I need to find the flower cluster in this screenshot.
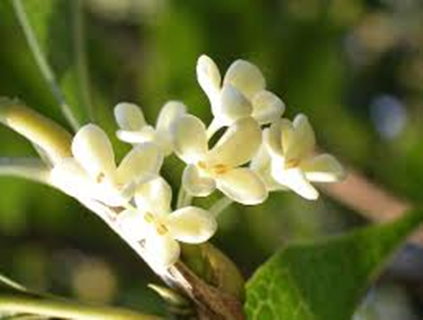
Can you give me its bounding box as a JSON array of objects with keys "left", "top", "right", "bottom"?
[{"left": 51, "top": 55, "right": 345, "bottom": 268}]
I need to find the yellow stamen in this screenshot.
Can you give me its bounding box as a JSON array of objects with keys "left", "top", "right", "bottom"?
[
  {"left": 213, "top": 164, "right": 229, "bottom": 175},
  {"left": 156, "top": 224, "right": 169, "bottom": 236},
  {"left": 284, "top": 158, "right": 300, "bottom": 169},
  {"left": 197, "top": 161, "right": 207, "bottom": 170},
  {"left": 144, "top": 212, "right": 155, "bottom": 223},
  {"left": 96, "top": 172, "right": 105, "bottom": 183}
]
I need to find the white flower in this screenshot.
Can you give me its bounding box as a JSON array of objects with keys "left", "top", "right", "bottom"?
[
  {"left": 50, "top": 124, "right": 163, "bottom": 207},
  {"left": 174, "top": 114, "right": 268, "bottom": 205},
  {"left": 117, "top": 177, "right": 217, "bottom": 268},
  {"left": 196, "top": 55, "right": 285, "bottom": 132},
  {"left": 262, "top": 114, "right": 346, "bottom": 200},
  {"left": 114, "top": 101, "right": 186, "bottom": 156}
]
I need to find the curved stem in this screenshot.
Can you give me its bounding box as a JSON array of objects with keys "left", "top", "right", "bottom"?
[
  {"left": 0, "top": 293, "right": 162, "bottom": 320},
  {"left": 12, "top": 0, "right": 80, "bottom": 131},
  {"left": 209, "top": 197, "right": 233, "bottom": 218},
  {"left": 0, "top": 158, "right": 50, "bottom": 185}
]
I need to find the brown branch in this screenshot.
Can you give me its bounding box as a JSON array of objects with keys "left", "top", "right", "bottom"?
[{"left": 320, "top": 166, "right": 423, "bottom": 244}]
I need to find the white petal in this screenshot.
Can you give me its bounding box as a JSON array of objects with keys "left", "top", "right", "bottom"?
[
  {"left": 116, "top": 143, "right": 163, "bottom": 185},
  {"left": 167, "top": 207, "right": 217, "bottom": 243},
  {"left": 135, "top": 177, "right": 172, "bottom": 215},
  {"left": 117, "top": 209, "right": 149, "bottom": 241},
  {"left": 182, "top": 165, "right": 215, "bottom": 196},
  {"left": 214, "top": 84, "right": 252, "bottom": 125},
  {"left": 250, "top": 144, "right": 270, "bottom": 173},
  {"left": 208, "top": 117, "right": 261, "bottom": 168},
  {"left": 271, "top": 162, "right": 318, "bottom": 200},
  {"left": 216, "top": 168, "right": 268, "bottom": 205},
  {"left": 144, "top": 232, "right": 180, "bottom": 268},
  {"left": 174, "top": 115, "right": 208, "bottom": 164},
  {"left": 197, "top": 55, "right": 221, "bottom": 102},
  {"left": 50, "top": 158, "right": 91, "bottom": 198},
  {"left": 156, "top": 100, "right": 187, "bottom": 133},
  {"left": 252, "top": 90, "right": 285, "bottom": 124},
  {"left": 264, "top": 120, "right": 288, "bottom": 158},
  {"left": 72, "top": 124, "right": 116, "bottom": 179},
  {"left": 301, "top": 154, "right": 346, "bottom": 182},
  {"left": 116, "top": 126, "right": 156, "bottom": 144},
  {"left": 223, "top": 59, "right": 265, "bottom": 99},
  {"left": 51, "top": 159, "right": 129, "bottom": 206},
  {"left": 285, "top": 114, "right": 316, "bottom": 161},
  {"left": 114, "top": 102, "right": 146, "bottom": 131}
]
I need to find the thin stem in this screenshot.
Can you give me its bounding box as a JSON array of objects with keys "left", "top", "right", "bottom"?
[
  {"left": 209, "top": 197, "right": 233, "bottom": 218},
  {"left": 0, "top": 158, "right": 50, "bottom": 185},
  {"left": 73, "top": 0, "right": 94, "bottom": 121},
  {"left": 12, "top": 0, "right": 80, "bottom": 131},
  {"left": 0, "top": 294, "right": 162, "bottom": 320}
]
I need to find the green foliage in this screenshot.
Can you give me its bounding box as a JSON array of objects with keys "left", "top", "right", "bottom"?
[
  {"left": 9, "top": 0, "right": 92, "bottom": 129},
  {"left": 245, "top": 209, "right": 423, "bottom": 320}
]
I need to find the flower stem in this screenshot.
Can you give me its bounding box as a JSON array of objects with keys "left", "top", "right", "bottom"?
[
  {"left": 209, "top": 197, "right": 233, "bottom": 217},
  {"left": 12, "top": 0, "right": 80, "bottom": 131},
  {"left": 0, "top": 158, "right": 50, "bottom": 185},
  {"left": 0, "top": 293, "right": 162, "bottom": 320}
]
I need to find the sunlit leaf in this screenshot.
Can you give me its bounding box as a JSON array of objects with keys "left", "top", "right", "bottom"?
[{"left": 245, "top": 209, "right": 423, "bottom": 320}]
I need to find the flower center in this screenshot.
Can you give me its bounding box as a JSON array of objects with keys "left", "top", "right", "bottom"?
[
  {"left": 144, "top": 212, "right": 169, "bottom": 236},
  {"left": 197, "top": 161, "right": 229, "bottom": 175},
  {"left": 284, "top": 158, "right": 301, "bottom": 169},
  {"left": 96, "top": 172, "right": 105, "bottom": 183}
]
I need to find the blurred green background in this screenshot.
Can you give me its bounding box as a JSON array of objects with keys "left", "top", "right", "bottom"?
[{"left": 1, "top": 0, "right": 423, "bottom": 318}]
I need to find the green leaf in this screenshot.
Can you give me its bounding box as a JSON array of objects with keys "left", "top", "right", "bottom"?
[
  {"left": 10, "top": 0, "right": 92, "bottom": 130},
  {"left": 245, "top": 209, "right": 423, "bottom": 320}
]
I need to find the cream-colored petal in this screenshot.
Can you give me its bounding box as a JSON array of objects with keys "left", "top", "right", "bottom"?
[
  {"left": 213, "top": 84, "right": 253, "bottom": 126},
  {"left": 72, "top": 124, "right": 116, "bottom": 179},
  {"left": 114, "top": 102, "right": 146, "bottom": 131},
  {"left": 223, "top": 59, "right": 266, "bottom": 99},
  {"left": 156, "top": 100, "right": 187, "bottom": 133},
  {"left": 182, "top": 165, "right": 216, "bottom": 196},
  {"left": 116, "top": 126, "right": 156, "bottom": 144},
  {"left": 285, "top": 114, "right": 316, "bottom": 161},
  {"left": 174, "top": 115, "right": 208, "bottom": 164},
  {"left": 250, "top": 144, "right": 270, "bottom": 173},
  {"left": 250, "top": 145, "right": 285, "bottom": 192},
  {"left": 208, "top": 117, "right": 261, "bottom": 168},
  {"left": 134, "top": 177, "right": 172, "bottom": 215},
  {"left": 264, "top": 121, "right": 286, "bottom": 157},
  {"left": 117, "top": 209, "right": 149, "bottom": 241},
  {"left": 50, "top": 158, "right": 91, "bottom": 198},
  {"left": 197, "top": 55, "right": 221, "bottom": 102},
  {"left": 252, "top": 90, "right": 285, "bottom": 124},
  {"left": 51, "top": 159, "right": 129, "bottom": 206},
  {"left": 116, "top": 143, "right": 163, "bottom": 185},
  {"left": 301, "top": 154, "right": 346, "bottom": 182},
  {"left": 216, "top": 168, "right": 268, "bottom": 205},
  {"left": 167, "top": 207, "right": 217, "bottom": 243},
  {"left": 144, "top": 231, "right": 181, "bottom": 268},
  {"left": 271, "top": 162, "right": 319, "bottom": 200}
]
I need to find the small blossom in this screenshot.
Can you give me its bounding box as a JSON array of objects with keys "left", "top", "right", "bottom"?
[
  {"left": 51, "top": 124, "right": 163, "bottom": 207},
  {"left": 260, "top": 114, "right": 345, "bottom": 200},
  {"left": 114, "top": 101, "right": 186, "bottom": 156},
  {"left": 174, "top": 114, "right": 268, "bottom": 205},
  {"left": 196, "top": 55, "right": 285, "bottom": 131},
  {"left": 117, "top": 177, "right": 217, "bottom": 268}
]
